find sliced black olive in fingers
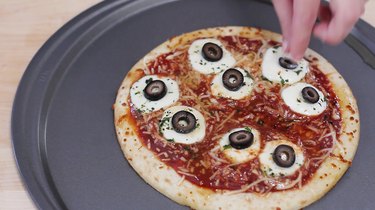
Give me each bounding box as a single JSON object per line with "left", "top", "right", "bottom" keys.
{"left": 301, "top": 86, "right": 320, "bottom": 104}
{"left": 172, "top": 111, "right": 197, "bottom": 134}
{"left": 279, "top": 57, "right": 298, "bottom": 69}
{"left": 229, "top": 130, "right": 254, "bottom": 150}
{"left": 202, "top": 42, "right": 223, "bottom": 62}
{"left": 272, "top": 144, "right": 296, "bottom": 168}
{"left": 222, "top": 68, "right": 244, "bottom": 91}
{"left": 143, "top": 80, "right": 167, "bottom": 101}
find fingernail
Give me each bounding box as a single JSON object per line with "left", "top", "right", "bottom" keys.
{"left": 282, "top": 40, "right": 289, "bottom": 52}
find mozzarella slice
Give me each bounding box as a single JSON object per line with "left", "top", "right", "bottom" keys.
{"left": 188, "top": 38, "right": 236, "bottom": 74}
{"left": 219, "top": 127, "right": 261, "bottom": 164}
{"left": 261, "top": 46, "right": 309, "bottom": 84}
{"left": 211, "top": 68, "right": 254, "bottom": 100}
{"left": 159, "top": 106, "right": 206, "bottom": 144}
{"left": 281, "top": 82, "right": 327, "bottom": 116}
{"left": 130, "top": 75, "right": 179, "bottom": 113}
{"left": 259, "top": 140, "right": 304, "bottom": 177}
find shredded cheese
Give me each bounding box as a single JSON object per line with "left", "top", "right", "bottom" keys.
{"left": 143, "top": 56, "right": 152, "bottom": 74}
{"left": 166, "top": 50, "right": 184, "bottom": 60}
{"left": 217, "top": 110, "right": 236, "bottom": 131}
{"left": 157, "top": 152, "right": 169, "bottom": 158}
{"left": 208, "top": 152, "right": 228, "bottom": 164}
{"left": 275, "top": 172, "right": 302, "bottom": 190}
{"left": 178, "top": 171, "right": 196, "bottom": 178}
{"left": 224, "top": 177, "right": 271, "bottom": 195}
{"left": 177, "top": 175, "right": 185, "bottom": 186}
{"left": 209, "top": 169, "right": 222, "bottom": 180}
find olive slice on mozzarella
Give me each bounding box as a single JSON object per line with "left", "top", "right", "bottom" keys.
{"left": 143, "top": 80, "right": 167, "bottom": 101}
{"left": 222, "top": 68, "right": 244, "bottom": 91}
{"left": 229, "top": 130, "right": 254, "bottom": 150}
{"left": 159, "top": 106, "right": 205, "bottom": 144}
{"left": 281, "top": 82, "right": 327, "bottom": 116}
{"left": 202, "top": 42, "right": 223, "bottom": 62}
{"left": 188, "top": 38, "right": 236, "bottom": 74}
{"left": 301, "top": 86, "right": 319, "bottom": 103}
{"left": 171, "top": 111, "right": 196, "bottom": 134}
{"left": 211, "top": 68, "right": 254, "bottom": 100}
{"left": 219, "top": 127, "right": 261, "bottom": 163}
{"left": 261, "top": 46, "right": 309, "bottom": 84}
{"left": 272, "top": 145, "right": 296, "bottom": 168}
{"left": 130, "top": 75, "right": 179, "bottom": 113}
{"left": 279, "top": 57, "right": 298, "bottom": 69}
{"left": 259, "top": 140, "right": 304, "bottom": 177}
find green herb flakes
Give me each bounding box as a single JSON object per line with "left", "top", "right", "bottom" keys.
{"left": 223, "top": 145, "right": 232, "bottom": 150}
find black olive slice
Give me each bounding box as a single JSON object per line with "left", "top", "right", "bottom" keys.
{"left": 279, "top": 57, "right": 298, "bottom": 69}
{"left": 172, "top": 111, "right": 197, "bottom": 134}
{"left": 301, "top": 86, "right": 320, "bottom": 104}
{"left": 202, "top": 42, "right": 223, "bottom": 62}
{"left": 222, "top": 68, "right": 244, "bottom": 91}
{"left": 272, "top": 144, "right": 296, "bottom": 168}
{"left": 229, "top": 130, "right": 254, "bottom": 150}
{"left": 143, "top": 80, "right": 167, "bottom": 101}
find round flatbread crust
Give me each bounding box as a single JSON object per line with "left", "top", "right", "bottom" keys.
{"left": 114, "top": 27, "right": 359, "bottom": 210}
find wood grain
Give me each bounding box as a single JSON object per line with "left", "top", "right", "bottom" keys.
{"left": 0, "top": 1, "right": 374, "bottom": 209}
{"left": 0, "top": 1, "right": 101, "bottom": 209}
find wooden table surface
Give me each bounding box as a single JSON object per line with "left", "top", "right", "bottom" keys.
{"left": 0, "top": 0, "right": 374, "bottom": 209}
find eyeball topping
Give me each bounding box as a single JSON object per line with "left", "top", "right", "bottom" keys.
{"left": 279, "top": 57, "right": 298, "bottom": 70}
{"left": 229, "top": 130, "right": 254, "bottom": 150}
{"left": 211, "top": 67, "right": 254, "bottom": 100}
{"left": 301, "top": 86, "right": 319, "bottom": 104}
{"left": 272, "top": 145, "right": 296, "bottom": 168}
{"left": 172, "top": 111, "right": 196, "bottom": 134}
{"left": 222, "top": 68, "right": 244, "bottom": 91}
{"left": 188, "top": 38, "right": 236, "bottom": 74}
{"left": 202, "top": 42, "right": 223, "bottom": 62}
{"left": 261, "top": 46, "right": 309, "bottom": 84}
{"left": 159, "top": 106, "right": 206, "bottom": 144}
{"left": 219, "top": 127, "right": 261, "bottom": 164}
{"left": 143, "top": 80, "right": 167, "bottom": 101}
{"left": 259, "top": 140, "right": 304, "bottom": 177}
{"left": 281, "top": 82, "right": 327, "bottom": 116}
{"left": 130, "top": 75, "right": 179, "bottom": 113}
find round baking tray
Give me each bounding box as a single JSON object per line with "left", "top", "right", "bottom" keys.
{"left": 12, "top": 0, "right": 375, "bottom": 209}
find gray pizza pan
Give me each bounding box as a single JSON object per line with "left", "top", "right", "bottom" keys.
{"left": 11, "top": 0, "right": 375, "bottom": 209}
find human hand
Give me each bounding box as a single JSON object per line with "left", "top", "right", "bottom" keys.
{"left": 272, "top": 0, "right": 366, "bottom": 60}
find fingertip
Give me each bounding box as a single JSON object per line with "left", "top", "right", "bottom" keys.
{"left": 288, "top": 34, "right": 308, "bottom": 62}
{"left": 290, "top": 53, "right": 303, "bottom": 62}
{"left": 286, "top": 49, "right": 303, "bottom": 61}
{"left": 321, "top": 35, "right": 343, "bottom": 45}
{"left": 313, "top": 23, "right": 328, "bottom": 42}
{"left": 282, "top": 39, "right": 290, "bottom": 53}
{"left": 314, "top": 22, "right": 344, "bottom": 45}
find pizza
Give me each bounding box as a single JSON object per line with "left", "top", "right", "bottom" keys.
{"left": 114, "top": 27, "right": 359, "bottom": 210}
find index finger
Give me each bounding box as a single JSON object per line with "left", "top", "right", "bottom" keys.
{"left": 289, "top": 0, "right": 320, "bottom": 60}
{"left": 272, "top": 0, "right": 293, "bottom": 52}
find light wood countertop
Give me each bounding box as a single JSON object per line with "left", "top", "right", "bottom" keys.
{"left": 1, "top": 0, "right": 374, "bottom": 209}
